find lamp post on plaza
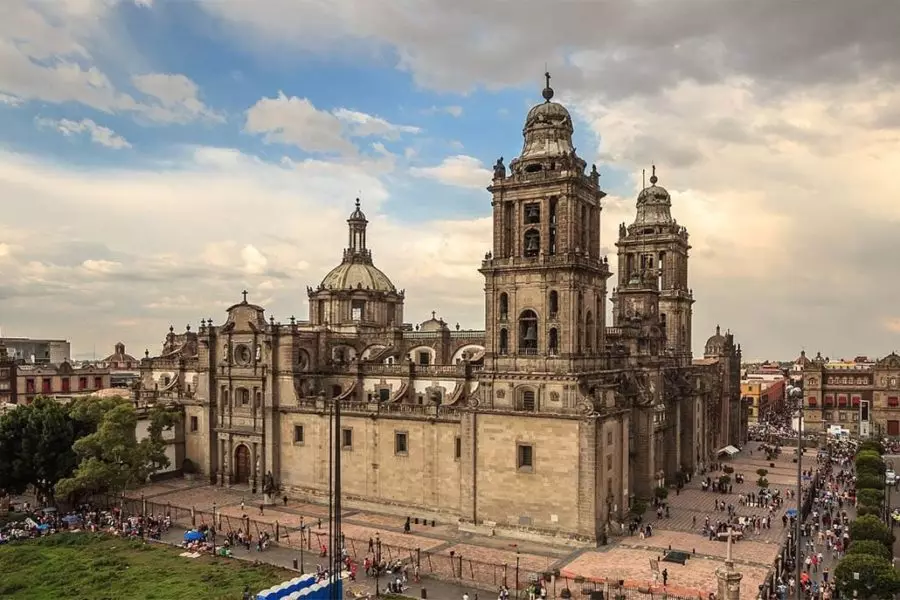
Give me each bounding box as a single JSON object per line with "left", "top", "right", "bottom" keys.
{"left": 787, "top": 385, "right": 804, "bottom": 600}
{"left": 885, "top": 460, "right": 894, "bottom": 524}
{"left": 374, "top": 533, "right": 382, "bottom": 598}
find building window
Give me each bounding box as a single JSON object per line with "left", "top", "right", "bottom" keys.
{"left": 524, "top": 202, "right": 541, "bottom": 224}
{"left": 499, "top": 329, "right": 509, "bottom": 355}
{"left": 236, "top": 388, "right": 250, "bottom": 405}
{"left": 607, "top": 431, "right": 613, "bottom": 446}
{"left": 293, "top": 425, "right": 304, "bottom": 444}
{"left": 519, "top": 389, "right": 536, "bottom": 411}
{"left": 824, "top": 411, "right": 833, "bottom": 421}
{"left": 61, "top": 378, "right": 70, "bottom": 393}
{"left": 454, "top": 436, "right": 461, "bottom": 461}
{"left": 395, "top": 432, "right": 408, "bottom": 455}
{"left": 93, "top": 376, "right": 102, "bottom": 389}
{"left": 585, "top": 311, "right": 594, "bottom": 353}
{"left": 418, "top": 351, "right": 430, "bottom": 366}
{"left": 499, "top": 293, "right": 508, "bottom": 321}
{"left": 42, "top": 378, "right": 52, "bottom": 393}
{"left": 190, "top": 416, "right": 198, "bottom": 432}
{"left": 838, "top": 411, "right": 847, "bottom": 422}
{"left": 342, "top": 428, "right": 353, "bottom": 450}
{"left": 517, "top": 443, "right": 534, "bottom": 472}
{"left": 351, "top": 299, "right": 365, "bottom": 321}
{"left": 26, "top": 378, "right": 35, "bottom": 393}
{"left": 523, "top": 229, "right": 540, "bottom": 258}
{"left": 518, "top": 310, "right": 538, "bottom": 354}
{"left": 606, "top": 455, "right": 613, "bottom": 470}
{"left": 79, "top": 377, "right": 87, "bottom": 391}
{"left": 548, "top": 328, "right": 559, "bottom": 355}
{"left": 548, "top": 290, "right": 559, "bottom": 318}
{"left": 378, "top": 388, "right": 390, "bottom": 402}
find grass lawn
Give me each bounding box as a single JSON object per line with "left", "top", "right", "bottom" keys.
{"left": 0, "top": 533, "right": 294, "bottom": 599}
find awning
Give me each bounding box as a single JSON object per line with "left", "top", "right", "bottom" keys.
{"left": 717, "top": 445, "right": 740, "bottom": 456}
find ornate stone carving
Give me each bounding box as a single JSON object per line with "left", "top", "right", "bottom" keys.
{"left": 549, "top": 391, "right": 559, "bottom": 402}
{"left": 496, "top": 389, "right": 506, "bottom": 399}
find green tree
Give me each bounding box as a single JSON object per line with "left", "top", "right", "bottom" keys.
{"left": 846, "top": 540, "right": 893, "bottom": 562}
{"left": 56, "top": 403, "right": 177, "bottom": 501}
{"left": 857, "top": 473, "right": 886, "bottom": 490}
{"left": 858, "top": 440, "right": 885, "bottom": 455}
{"left": 850, "top": 515, "right": 895, "bottom": 548}
{"left": 757, "top": 477, "right": 769, "bottom": 489}
{"left": 654, "top": 486, "right": 669, "bottom": 500}
{"left": 756, "top": 468, "right": 769, "bottom": 478}
{"left": 857, "top": 505, "right": 881, "bottom": 518}
{"left": 834, "top": 553, "right": 900, "bottom": 599}
{"left": 857, "top": 488, "right": 885, "bottom": 508}
{"left": 0, "top": 398, "right": 79, "bottom": 503}
{"left": 856, "top": 453, "right": 886, "bottom": 476}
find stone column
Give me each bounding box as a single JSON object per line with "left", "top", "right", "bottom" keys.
{"left": 716, "top": 533, "right": 743, "bottom": 600}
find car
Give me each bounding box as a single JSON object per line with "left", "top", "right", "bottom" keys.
{"left": 886, "top": 470, "right": 897, "bottom": 485}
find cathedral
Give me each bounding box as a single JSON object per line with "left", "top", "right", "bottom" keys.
{"left": 139, "top": 75, "right": 744, "bottom": 544}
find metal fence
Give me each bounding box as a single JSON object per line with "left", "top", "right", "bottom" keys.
{"left": 93, "top": 494, "right": 709, "bottom": 598}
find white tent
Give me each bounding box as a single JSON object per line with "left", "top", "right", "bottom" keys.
{"left": 717, "top": 445, "right": 740, "bottom": 457}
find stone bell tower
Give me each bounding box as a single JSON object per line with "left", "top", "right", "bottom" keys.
{"left": 613, "top": 166, "right": 694, "bottom": 363}
{"left": 480, "top": 73, "right": 611, "bottom": 372}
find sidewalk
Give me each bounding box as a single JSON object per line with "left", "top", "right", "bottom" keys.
{"left": 158, "top": 528, "right": 476, "bottom": 599}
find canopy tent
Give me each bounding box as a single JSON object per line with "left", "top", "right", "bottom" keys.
{"left": 183, "top": 530, "right": 205, "bottom": 542}
{"left": 717, "top": 445, "right": 740, "bottom": 457}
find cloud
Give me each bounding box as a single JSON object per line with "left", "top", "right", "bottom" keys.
{"left": 0, "top": 147, "right": 489, "bottom": 356}
{"left": 422, "top": 105, "right": 463, "bottom": 117}
{"left": 410, "top": 155, "right": 492, "bottom": 190}
{"left": 199, "top": 0, "right": 900, "bottom": 98}
{"left": 35, "top": 117, "right": 131, "bottom": 149}
{"left": 131, "top": 73, "right": 224, "bottom": 124}
{"left": 0, "top": 1, "right": 219, "bottom": 125}
{"left": 244, "top": 92, "right": 420, "bottom": 154}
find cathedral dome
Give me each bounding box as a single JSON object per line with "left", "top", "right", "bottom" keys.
{"left": 632, "top": 165, "right": 674, "bottom": 226}
{"left": 320, "top": 261, "right": 396, "bottom": 293}
{"left": 518, "top": 72, "right": 575, "bottom": 161}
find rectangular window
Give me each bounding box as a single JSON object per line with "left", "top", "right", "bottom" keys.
{"left": 42, "top": 378, "right": 52, "bottom": 393}
{"left": 395, "top": 432, "right": 408, "bottom": 455}
{"left": 26, "top": 378, "right": 35, "bottom": 393}
{"left": 61, "top": 378, "right": 70, "bottom": 393}
{"left": 418, "top": 351, "right": 429, "bottom": 366}
{"left": 378, "top": 388, "right": 390, "bottom": 402}
{"left": 523, "top": 203, "right": 540, "bottom": 224}
{"left": 517, "top": 443, "right": 534, "bottom": 472}
{"left": 94, "top": 376, "right": 103, "bottom": 389}
{"left": 351, "top": 299, "right": 365, "bottom": 321}
{"left": 888, "top": 396, "right": 899, "bottom": 408}
{"left": 454, "top": 436, "right": 461, "bottom": 460}
{"left": 606, "top": 454, "right": 613, "bottom": 470}
{"left": 808, "top": 396, "right": 817, "bottom": 407}
{"left": 824, "top": 411, "right": 833, "bottom": 421}
{"left": 293, "top": 425, "right": 304, "bottom": 444}
{"left": 342, "top": 428, "right": 353, "bottom": 450}
{"left": 838, "top": 411, "right": 847, "bottom": 422}
{"left": 888, "top": 420, "right": 900, "bottom": 436}
{"left": 79, "top": 377, "right": 87, "bottom": 390}
{"left": 190, "top": 416, "right": 198, "bottom": 432}
{"left": 606, "top": 431, "right": 613, "bottom": 446}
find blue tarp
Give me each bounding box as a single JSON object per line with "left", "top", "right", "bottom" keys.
{"left": 785, "top": 508, "right": 798, "bottom": 517}
{"left": 183, "top": 530, "right": 205, "bottom": 542}
{"left": 256, "top": 574, "right": 342, "bottom": 600}
{"left": 62, "top": 515, "right": 82, "bottom": 524}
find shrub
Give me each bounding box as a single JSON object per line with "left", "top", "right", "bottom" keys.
{"left": 756, "top": 468, "right": 769, "bottom": 478}
{"left": 719, "top": 475, "right": 731, "bottom": 487}
{"left": 857, "top": 488, "right": 884, "bottom": 508}
{"left": 723, "top": 466, "right": 734, "bottom": 474}
{"left": 847, "top": 540, "right": 893, "bottom": 562}
{"left": 857, "top": 473, "right": 885, "bottom": 490}
{"left": 630, "top": 500, "right": 648, "bottom": 517}
{"left": 757, "top": 477, "right": 769, "bottom": 488}
{"left": 850, "top": 515, "right": 895, "bottom": 548}
{"left": 857, "top": 505, "right": 881, "bottom": 518}
{"left": 856, "top": 453, "right": 886, "bottom": 476}
{"left": 858, "top": 440, "right": 885, "bottom": 455}
{"left": 654, "top": 486, "right": 669, "bottom": 500}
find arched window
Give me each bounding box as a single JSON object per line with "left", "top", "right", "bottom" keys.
{"left": 585, "top": 311, "right": 594, "bottom": 353}
{"left": 523, "top": 229, "right": 540, "bottom": 258}
{"left": 519, "top": 389, "right": 536, "bottom": 411}
{"left": 236, "top": 387, "right": 250, "bottom": 406}
{"left": 499, "top": 293, "right": 508, "bottom": 321}
{"left": 549, "top": 328, "right": 559, "bottom": 356}
{"left": 499, "top": 329, "right": 509, "bottom": 355}
{"left": 518, "top": 310, "right": 538, "bottom": 354}
{"left": 548, "top": 290, "right": 559, "bottom": 318}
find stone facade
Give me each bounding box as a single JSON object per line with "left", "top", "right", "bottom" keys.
{"left": 15, "top": 361, "right": 110, "bottom": 403}
{"left": 138, "top": 75, "right": 744, "bottom": 545}
{"left": 800, "top": 351, "right": 900, "bottom": 437}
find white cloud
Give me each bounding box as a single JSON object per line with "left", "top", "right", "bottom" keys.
{"left": 244, "top": 92, "right": 420, "bottom": 154}
{"left": 409, "top": 155, "right": 492, "bottom": 190}
{"left": 422, "top": 105, "right": 463, "bottom": 118}
{"left": 0, "top": 94, "right": 22, "bottom": 106}
{"left": 35, "top": 117, "right": 131, "bottom": 149}
{"left": 132, "top": 73, "right": 224, "bottom": 124}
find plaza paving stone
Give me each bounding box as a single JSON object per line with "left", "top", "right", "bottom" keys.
{"left": 619, "top": 530, "right": 781, "bottom": 566}
{"left": 123, "top": 479, "right": 199, "bottom": 500}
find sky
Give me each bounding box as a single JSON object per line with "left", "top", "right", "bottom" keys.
{"left": 1, "top": 0, "right": 900, "bottom": 362}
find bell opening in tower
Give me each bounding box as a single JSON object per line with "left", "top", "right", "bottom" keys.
{"left": 523, "top": 229, "right": 540, "bottom": 258}
{"left": 351, "top": 299, "right": 365, "bottom": 321}
{"left": 519, "top": 310, "right": 538, "bottom": 355}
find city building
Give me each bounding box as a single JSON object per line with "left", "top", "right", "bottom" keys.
{"left": 138, "top": 76, "right": 744, "bottom": 544}
{"left": 741, "top": 376, "right": 786, "bottom": 424}
{"left": 0, "top": 341, "right": 16, "bottom": 407}
{"left": 99, "top": 342, "right": 142, "bottom": 388}
{"left": 801, "top": 351, "right": 900, "bottom": 437}
{"left": 0, "top": 337, "right": 70, "bottom": 365}
{"left": 15, "top": 362, "right": 111, "bottom": 404}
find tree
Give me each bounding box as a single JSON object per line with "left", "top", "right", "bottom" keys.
{"left": 834, "top": 553, "right": 900, "bottom": 599}
{"left": 56, "top": 402, "right": 177, "bottom": 501}
{"left": 857, "top": 505, "right": 881, "bottom": 518}
{"left": 846, "top": 540, "right": 893, "bottom": 562}
{"left": 654, "top": 486, "right": 669, "bottom": 500}
{"left": 856, "top": 453, "right": 886, "bottom": 476}
{"left": 850, "top": 515, "right": 895, "bottom": 548}
{"left": 757, "top": 477, "right": 769, "bottom": 489}
{"left": 0, "top": 398, "right": 80, "bottom": 503}
{"left": 857, "top": 473, "right": 886, "bottom": 490}
{"left": 857, "top": 488, "right": 885, "bottom": 508}
{"left": 858, "top": 440, "right": 885, "bottom": 455}
{"left": 756, "top": 468, "right": 769, "bottom": 478}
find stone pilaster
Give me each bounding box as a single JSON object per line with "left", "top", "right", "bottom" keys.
{"left": 716, "top": 559, "right": 742, "bottom": 600}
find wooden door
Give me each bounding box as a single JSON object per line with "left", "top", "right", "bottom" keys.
{"left": 234, "top": 444, "right": 251, "bottom": 484}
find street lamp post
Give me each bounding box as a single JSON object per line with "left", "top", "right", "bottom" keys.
{"left": 793, "top": 388, "right": 803, "bottom": 600}
{"left": 885, "top": 460, "right": 894, "bottom": 524}
{"left": 374, "top": 533, "right": 382, "bottom": 598}
{"left": 300, "top": 516, "right": 305, "bottom": 573}
{"left": 515, "top": 547, "right": 520, "bottom": 600}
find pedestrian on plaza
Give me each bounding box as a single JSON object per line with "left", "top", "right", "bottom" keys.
{"left": 259, "top": 504, "right": 264, "bottom": 516}
{"left": 662, "top": 568, "right": 668, "bottom": 586}
{"left": 404, "top": 516, "right": 411, "bottom": 533}
{"left": 283, "top": 495, "right": 288, "bottom": 506}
